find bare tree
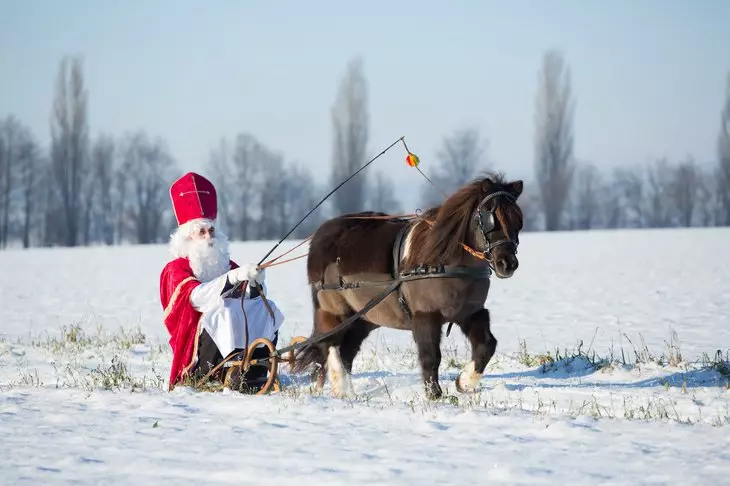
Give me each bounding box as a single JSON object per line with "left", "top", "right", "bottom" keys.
{"left": 671, "top": 157, "right": 700, "bottom": 227}
{"left": 120, "top": 131, "right": 178, "bottom": 244}
{"left": 613, "top": 167, "right": 645, "bottom": 228}
{"left": 207, "top": 133, "right": 268, "bottom": 241}
{"left": 0, "top": 128, "right": 4, "bottom": 246}
{"left": 696, "top": 167, "right": 717, "bottom": 227}
{"left": 42, "top": 165, "right": 64, "bottom": 247}
{"left": 258, "top": 149, "right": 285, "bottom": 239}
{"left": 645, "top": 158, "right": 675, "bottom": 228}
{"left": 114, "top": 168, "right": 128, "bottom": 244}
{"left": 420, "top": 128, "right": 487, "bottom": 208}
{"left": 287, "top": 163, "right": 325, "bottom": 239}
{"left": 17, "top": 133, "right": 42, "bottom": 248}
{"left": 0, "top": 121, "right": 9, "bottom": 248}
{"left": 0, "top": 117, "right": 42, "bottom": 249}
{"left": 572, "top": 162, "right": 602, "bottom": 229}
{"left": 91, "top": 134, "right": 116, "bottom": 244}
{"left": 265, "top": 160, "right": 316, "bottom": 240}
{"left": 80, "top": 154, "right": 97, "bottom": 245}
{"left": 0, "top": 117, "right": 22, "bottom": 248}
{"left": 206, "top": 139, "right": 235, "bottom": 235}
{"left": 369, "top": 170, "right": 402, "bottom": 214}
{"left": 330, "top": 56, "right": 369, "bottom": 216}
{"left": 599, "top": 178, "right": 623, "bottom": 229}
{"left": 50, "top": 56, "right": 89, "bottom": 246}
{"left": 718, "top": 72, "right": 730, "bottom": 226}
{"left": 515, "top": 183, "right": 542, "bottom": 231}
{"left": 534, "top": 49, "right": 575, "bottom": 231}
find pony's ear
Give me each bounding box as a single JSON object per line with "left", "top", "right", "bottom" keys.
{"left": 507, "top": 180, "right": 523, "bottom": 199}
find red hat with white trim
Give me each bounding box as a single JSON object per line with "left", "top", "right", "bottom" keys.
{"left": 169, "top": 172, "right": 217, "bottom": 226}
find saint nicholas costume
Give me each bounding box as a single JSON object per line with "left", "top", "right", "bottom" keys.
{"left": 160, "top": 172, "right": 284, "bottom": 390}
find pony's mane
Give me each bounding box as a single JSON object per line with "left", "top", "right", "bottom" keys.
{"left": 405, "top": 172, "right": 520, "bottom": 266}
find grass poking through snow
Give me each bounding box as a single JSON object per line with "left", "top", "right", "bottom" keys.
{"left": 2, "top": 322, "right": 729, "bottom": 425}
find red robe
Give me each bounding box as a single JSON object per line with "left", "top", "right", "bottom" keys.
{"left": 159, "top": 257, "right": 238, "bottom": 390}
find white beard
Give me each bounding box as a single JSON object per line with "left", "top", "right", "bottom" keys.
{"left": 169, "top": 220, "right": 231, "bottom": 282}
{"left": 188, "top": 237, "right": 231, "bottom": 282}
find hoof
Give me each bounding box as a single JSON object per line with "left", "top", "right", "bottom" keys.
{"left": 310, "top": 366, "right": 325, "bottom": 391}
{"left": 424, "top": 381, "right": 443, "bottom": 400}
{"left": 455, "top": 361, "right": 482, "bottom": 393}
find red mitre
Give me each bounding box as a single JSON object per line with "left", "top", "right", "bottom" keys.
{"left": 169, "top": 172, "right": 217, "bottom": 225}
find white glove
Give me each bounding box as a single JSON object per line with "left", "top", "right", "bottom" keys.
{"left": 227, "top": 263, "right": 265, "bottom": 285}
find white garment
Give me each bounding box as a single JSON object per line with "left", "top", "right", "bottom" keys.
{"left": 190, "top": 274, "right": 285, "bottom": 358}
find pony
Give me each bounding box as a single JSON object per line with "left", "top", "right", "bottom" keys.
{"left": 291, "top": 172, "right": 524, "bottom": 399}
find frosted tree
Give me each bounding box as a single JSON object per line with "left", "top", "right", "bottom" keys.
{"left": 369, "top": 170, "right": 402, "bottom": 214}
{"left": 571, "top": 162, "right": 602, "bottom": 229}
{"left": 420, "top": 128, "right": 487, "bottom": 208}
{"left": 645, "top": 158, "right": 675, "bottom": 228}
{"left": 207, "top": 133, "right": 266, "bottom": 240}
{"left": 50, "top": 56, "right": 90, "bottom": 246}
{"left": 0, "top": 117, "right": 21, "bottom": 248}
{"left": 612, "top": 167, "right": 644, "bottom": 228}
{"left": 330, "top": 56, "right": 369, "bottom": 216}
{"left": 91, "top": 134, "right": 117, "bottom": 244}
{"left": 534, "top": 50, "right": 575, "bottom": 231}
{"left": 671, "top": 157, "right": 700, "bottom": 227}
{"left": 120, "top": 130, "right": 178, "bottom": 244}
{"left": 718, "top": 72, "right": 730, "bottom": 226}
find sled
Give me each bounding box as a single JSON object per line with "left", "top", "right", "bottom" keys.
{"left": 214, "top": 335, "right": 309, "bottom": 395}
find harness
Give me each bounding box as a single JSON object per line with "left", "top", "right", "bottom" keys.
{"left": 473, "top": 190, "right": 519, "bottom": 260}
{"left": 258, "top": 189, "right": 519, "bottom": 364}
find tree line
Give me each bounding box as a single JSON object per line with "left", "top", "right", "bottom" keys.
{"left": 0, "top": 52, "right": 729, "bottom": 250}
{"left": 415, "top": 51, "right": 730, "bottom": 232}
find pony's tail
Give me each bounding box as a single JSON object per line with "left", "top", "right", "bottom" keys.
{"left": 291, "top": 286, "right": 325, "bottom": 375}
{"left": 291, "top": 344, "right": 322, "bottom": 374}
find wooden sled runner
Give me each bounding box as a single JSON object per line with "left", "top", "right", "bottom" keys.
{"left": 197, "top": 335, "right": 308, "bottom": 395}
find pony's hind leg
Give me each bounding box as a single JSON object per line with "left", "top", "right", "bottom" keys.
{"left": 293, "top": 306, "right": 350, "bottom": 395}
{"left": 455, "top": 308, "right": 496, "bottom": 393}
{"left": 313, "top": 308, "right": 355, "bottom": 398}
{"left": 339, "top": 319, "right": 377, "bottom": 373}
{"left": 326, "top": 344, "right": 354, "bottom": 398}
{"left": 321, "top": 319, "right": 375, "bottom": 398}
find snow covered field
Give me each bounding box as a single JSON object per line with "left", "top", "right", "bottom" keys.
{"left": 1, "top": 227, "right": 729, "bottom": 484}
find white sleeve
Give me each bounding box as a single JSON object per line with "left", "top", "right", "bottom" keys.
{"left": 190, "top": 274, "right": 229, "bottom": 312}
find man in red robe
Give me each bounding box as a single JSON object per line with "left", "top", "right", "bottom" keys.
{"left": 160, "top": 172, "right": 285, "bottom": 391}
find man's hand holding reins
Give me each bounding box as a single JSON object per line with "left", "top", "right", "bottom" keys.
{"left": 227, "top": 263, "right": 266, "bottom": 286}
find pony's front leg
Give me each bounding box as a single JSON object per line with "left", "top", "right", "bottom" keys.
{"left": 455, "top": 308, "right": 496, "bottom": 393}
{"left": 412, "top": 317, "right": 443, "bottom": 399}
{"left": 326, "top": 345, "right": 354, "bottom": 398}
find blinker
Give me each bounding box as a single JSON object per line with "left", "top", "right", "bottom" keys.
{"left": 478, "top": 211, "right": 495, "bottom": 233}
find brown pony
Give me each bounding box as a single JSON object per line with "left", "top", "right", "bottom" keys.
{"left": 291, "top": 173, "right": 524, "bottom": 399}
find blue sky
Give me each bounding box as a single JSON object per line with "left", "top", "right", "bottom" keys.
{"left": 1, "top": 1, "right": 729, "bottom": 208}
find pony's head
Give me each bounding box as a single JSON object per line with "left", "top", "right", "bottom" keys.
{"left": 469, "top": 174, "right": 524, "bottom": 278}
{"left": 412, "top": 173, "right": 524, "bottom": 278}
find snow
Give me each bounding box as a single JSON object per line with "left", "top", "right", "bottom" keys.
{"left": 2, "top": 227, "right": 729, "bottom": 484}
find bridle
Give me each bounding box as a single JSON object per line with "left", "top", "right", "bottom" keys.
{"left": 472, "top": 190, "right": 519, "bottom": 262}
